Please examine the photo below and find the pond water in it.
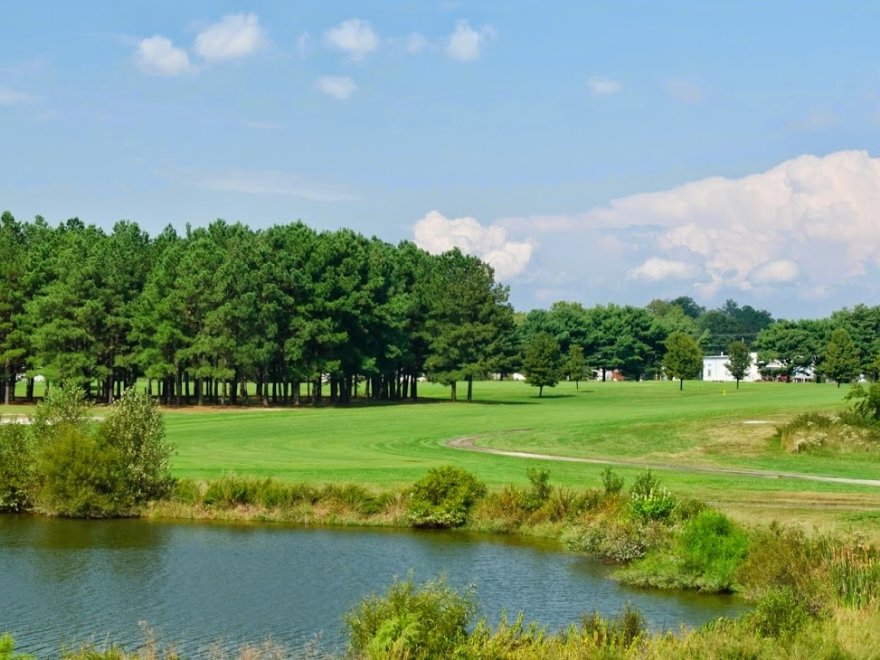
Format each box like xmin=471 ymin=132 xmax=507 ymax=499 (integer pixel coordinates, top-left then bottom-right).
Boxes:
xmin=0 ymin=516 xmax=745 ymax=656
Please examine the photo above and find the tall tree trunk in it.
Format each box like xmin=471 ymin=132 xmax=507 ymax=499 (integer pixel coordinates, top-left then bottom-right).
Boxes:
xmin=26 ymin=377 xmax=35 ymax=400
xmin=411 ymin=375 xmax=418 ymax=401
xmin=466 ymin=376 xmax=473 ymax=402
xmin=450 ymin=381 xmax=457 ymax=402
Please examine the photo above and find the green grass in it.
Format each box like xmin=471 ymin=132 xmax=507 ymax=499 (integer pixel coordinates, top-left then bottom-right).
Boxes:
xmin=163 ymin=380 xmax=859 ymax=481
xmin=6 ymin=378 xmax=880 ymax=532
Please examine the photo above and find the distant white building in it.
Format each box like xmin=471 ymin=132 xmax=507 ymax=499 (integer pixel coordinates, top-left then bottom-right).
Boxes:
xmin=702 ymin=352 xmax=761 ymax=382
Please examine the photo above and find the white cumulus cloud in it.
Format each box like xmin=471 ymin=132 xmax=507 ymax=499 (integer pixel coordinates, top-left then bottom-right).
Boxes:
xmin=195 ymin=13 xmax=266 ymax=62
xmin=135 ymin=36 xmax=196 ymax=76
xmin=505 ymin=150 xmax=880 ymax=300
xmin=629 ymin=258 xmax=699 ymax=281
xmin=323 ymin=19 xmax=379 ymax=61
xmin=315 ymin=75 xmax=357 ymax=100
xmin=588 ymin=76 xmax=622 ymax=96
xmin=445 ymin=20 xmax=496 ymax=61
xmin=414 ymin=210 xmax=534 ymax=280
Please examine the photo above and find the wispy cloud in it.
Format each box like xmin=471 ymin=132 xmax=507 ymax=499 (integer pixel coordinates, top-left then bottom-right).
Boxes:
xmin=405 ymin=32 xmax=428 ymax=55
xmin=587 ymin=76 xmax=622 ymax=96
xmin=445 ymin=20 xmax=496 ymax=62
xmin=664 ymin=77 xmax=703 ymax=104
xmin=174 ymin=168 xmax=356 ymax=201
xmin=315 ymin=75 xmax=357 ymax=100
xmin=0 ymin=87 xmax=37 ymax=105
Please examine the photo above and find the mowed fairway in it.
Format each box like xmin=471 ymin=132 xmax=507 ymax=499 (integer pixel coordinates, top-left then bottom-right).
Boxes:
xmin=163 ymin=380 xmax=880 ymax=533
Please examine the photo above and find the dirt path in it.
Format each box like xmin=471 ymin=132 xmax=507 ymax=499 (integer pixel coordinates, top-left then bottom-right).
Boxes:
xmin=447 ymin=437 xmax=880 ymax=488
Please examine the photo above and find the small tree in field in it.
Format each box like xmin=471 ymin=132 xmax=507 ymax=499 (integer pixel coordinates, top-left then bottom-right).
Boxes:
xmin=523 ymin=331 xmax=563 ymax=397
xmin=824 ymin=328 xmax=860 ymax=388
xmin=564 ymin=344 xmax=588 ymax=390
xmin=663 ymin=332 xmax=702 ymax=391
xmin=99 ymin=388 xmax=174 ymax=505
xmin=725 ymin=340 xmax=752 ymax=389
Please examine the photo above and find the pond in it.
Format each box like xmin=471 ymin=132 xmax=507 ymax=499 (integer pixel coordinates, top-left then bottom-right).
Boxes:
xmin=0 ymin=516 xmax=745 ymax=656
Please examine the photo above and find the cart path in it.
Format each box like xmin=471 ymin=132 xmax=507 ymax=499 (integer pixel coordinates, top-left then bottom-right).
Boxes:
xmin=447 ymin=437 xmax=880 ymax=488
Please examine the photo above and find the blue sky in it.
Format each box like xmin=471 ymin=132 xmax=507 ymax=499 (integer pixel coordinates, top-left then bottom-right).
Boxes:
xmin=3 ymin=2 xmax=880 ymax=318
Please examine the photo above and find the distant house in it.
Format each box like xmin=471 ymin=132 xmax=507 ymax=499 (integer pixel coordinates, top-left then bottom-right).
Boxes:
xmin=702 ymin=352 xmax=761 ymax=382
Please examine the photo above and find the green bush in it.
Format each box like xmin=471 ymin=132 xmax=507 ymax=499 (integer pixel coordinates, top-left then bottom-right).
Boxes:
xmin=678 ymin=510 xmax=749 ymax=592
xmin=98 ymin=389 xmax=174 ymax=504
xmin=35 ymin=426 xmax=125 ymax=518
xmin=521 ymin=467 xmax=552 ymax=512
xmin=29 ymin=384 xmax=91 ymax=446
xmin=749 ymin=586 xmax=811 ymax=639
xmin=629 ymin=470 xmax=677 ymax=521
xmin=345 ymin=576 xmax=475 ymax=659
xmin=601 ymin=466 xmax=624 ymax=496
xmin=564 ymin=519 xmax=666 ymax=563
xmin=0 ymin=424 xmax=36 ymax=512
xmin=407 ymin=466 xmax=486 ymax=528
xmin=845 ymin=382 xmax=880 ymax=422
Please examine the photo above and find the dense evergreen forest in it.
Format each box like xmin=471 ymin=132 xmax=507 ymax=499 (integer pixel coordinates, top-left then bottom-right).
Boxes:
xmin=2 ymin=211 xmax=880 ymax=405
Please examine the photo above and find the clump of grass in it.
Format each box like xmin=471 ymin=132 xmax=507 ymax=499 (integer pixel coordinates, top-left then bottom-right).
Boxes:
xmin=345 ymin=575 xmax=475 ymax=659
xmin=829 ymin=542 xmax=880 ymax=608
xmin=777 ymin=412 xmax=880 ymax=453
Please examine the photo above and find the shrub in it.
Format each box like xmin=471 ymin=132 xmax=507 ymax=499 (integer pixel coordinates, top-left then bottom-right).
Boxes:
xmin=564 ymin=519 xmax=666 ymax=563
xmin=29 ymin=384 xmax=90 ymax=446
xmin=345 ymin=576 xmax=475 ymax=659
xmin=98 ymin=389 xmax=174 ymax=504
xmin=845 ymin=382 xmax=880 ymax=422
xmin=749 ymin=586 xmax=811 ymax=639
xmin=628 ymin=470 xmax=677 ymax=521
xmin=35 ymin=426 xmax=125 ymax=517
xmin=407 ymin=466 xmax=486 ymax=528
xmin=521 ymin=467 xmax=552 ymax=511
xmin=677 ymin=510 xmax=749 ymax=592
xmin=601 ymin=467 xmax=624 ymax=496
xmin=0 ymin=423 xmax=36 ymax=512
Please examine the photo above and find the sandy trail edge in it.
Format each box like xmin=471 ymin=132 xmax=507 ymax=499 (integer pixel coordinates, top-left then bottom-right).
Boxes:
xmin=447 ymin=437 xmax=880 ymax=488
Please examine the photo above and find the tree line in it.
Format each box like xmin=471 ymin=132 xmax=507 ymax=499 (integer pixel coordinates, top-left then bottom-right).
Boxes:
xmin=0 ymin=213 xmax=514 ymax=405
xmin=3 ymin=211 xmax=879 ymax=405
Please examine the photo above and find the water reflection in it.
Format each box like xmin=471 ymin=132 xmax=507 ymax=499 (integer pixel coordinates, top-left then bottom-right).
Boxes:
xmin=0 ymin=517 xmax=747 ymax=656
